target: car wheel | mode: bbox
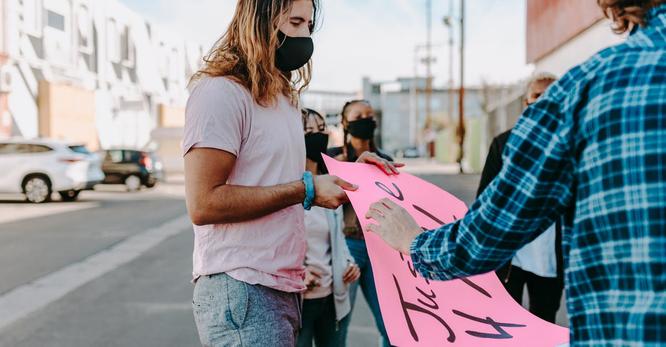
[125,175,142,192]
[59,190,80,202]
[23,175,52,203]
[145,178,157,189]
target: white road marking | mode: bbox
[0,214,191,331]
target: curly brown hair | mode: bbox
[598,0,666,33]
[191,0,320,107]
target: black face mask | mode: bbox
[276,31,314,72]
[346,118,376,140]
[305,132,329,166]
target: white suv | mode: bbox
[0,138,105,203]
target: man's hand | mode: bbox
[342,262,361,284]
[366,198,423,254]
[356,152,404,175]
[304,266,322,292]
[313,175,357,209]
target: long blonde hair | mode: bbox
[191,0,319,107]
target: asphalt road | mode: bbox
[0,172,567,347]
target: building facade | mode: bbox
[362,77,487,170]
[0,0,11,138]
[0,0,204,151]
[300,90,358,148]
[484,0,626,159]
[527,0,624,76]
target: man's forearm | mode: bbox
[190,180,305,225]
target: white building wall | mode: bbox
[534,20,625,76]
[0,0,5,53]
[2,0,203,147]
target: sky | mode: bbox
[120,0,533,92]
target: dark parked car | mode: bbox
[99,149,164,191]
[395,146,421,159]
[403,147,421,158]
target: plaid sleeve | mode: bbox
[410,65,591,281]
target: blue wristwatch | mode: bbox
[302,171,315,210]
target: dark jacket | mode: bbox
[477,130,564,281]
[477,131,512,197]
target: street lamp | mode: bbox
[442,14,455,135]
[443,1,465,173]
[458,0,466,174]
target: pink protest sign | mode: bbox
[323,156,569,347]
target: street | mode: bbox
[0,166,566,347]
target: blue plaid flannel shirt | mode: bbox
[411,5,666,346]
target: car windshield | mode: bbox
[69,145,91,155]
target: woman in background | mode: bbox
[297,108,361,347]
[328,100,398,346]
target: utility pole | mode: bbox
[447,0,455,127]
[456,0,466,173]
[410,46,419,148]
[412,43,445,151]
[425,0,433,158]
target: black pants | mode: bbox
[297,295,349,347]
[499,265,564,323]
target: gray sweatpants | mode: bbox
[193,273,301,347]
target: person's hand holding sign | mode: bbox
[366,198,423,254]
[356,151,404,175]
[312,152,400,210]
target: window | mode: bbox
[27,144,53,153]
[121,27,129,61]
[0,143,47,154]
[77,4,92,51]
[21,0,43,36]
[107,18,121,62]
[158,42,168,75]
[69,145,91,155]
[12,144,30,154]
[107,150,123,163]
[119,26,136,66]
[46,10,65,31]
[124,150,139,162]
[169,48,179,77]
[0,143,17,154]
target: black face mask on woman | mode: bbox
[346,118,376,140]
[305,132,329,165]
[276,31,314,72]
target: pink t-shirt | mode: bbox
[182,77,306,293]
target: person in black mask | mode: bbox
[303,108,329,172]
[328,100,400,347]
[298,108,361,347]
[329,100,393,163]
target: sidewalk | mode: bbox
[397,158,462,175]
[0,200,100,224]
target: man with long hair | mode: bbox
[183,1,397,346]
[367,1,666,345]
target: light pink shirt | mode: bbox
[182,77,306,293]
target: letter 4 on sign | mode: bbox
[323,155,569,347]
